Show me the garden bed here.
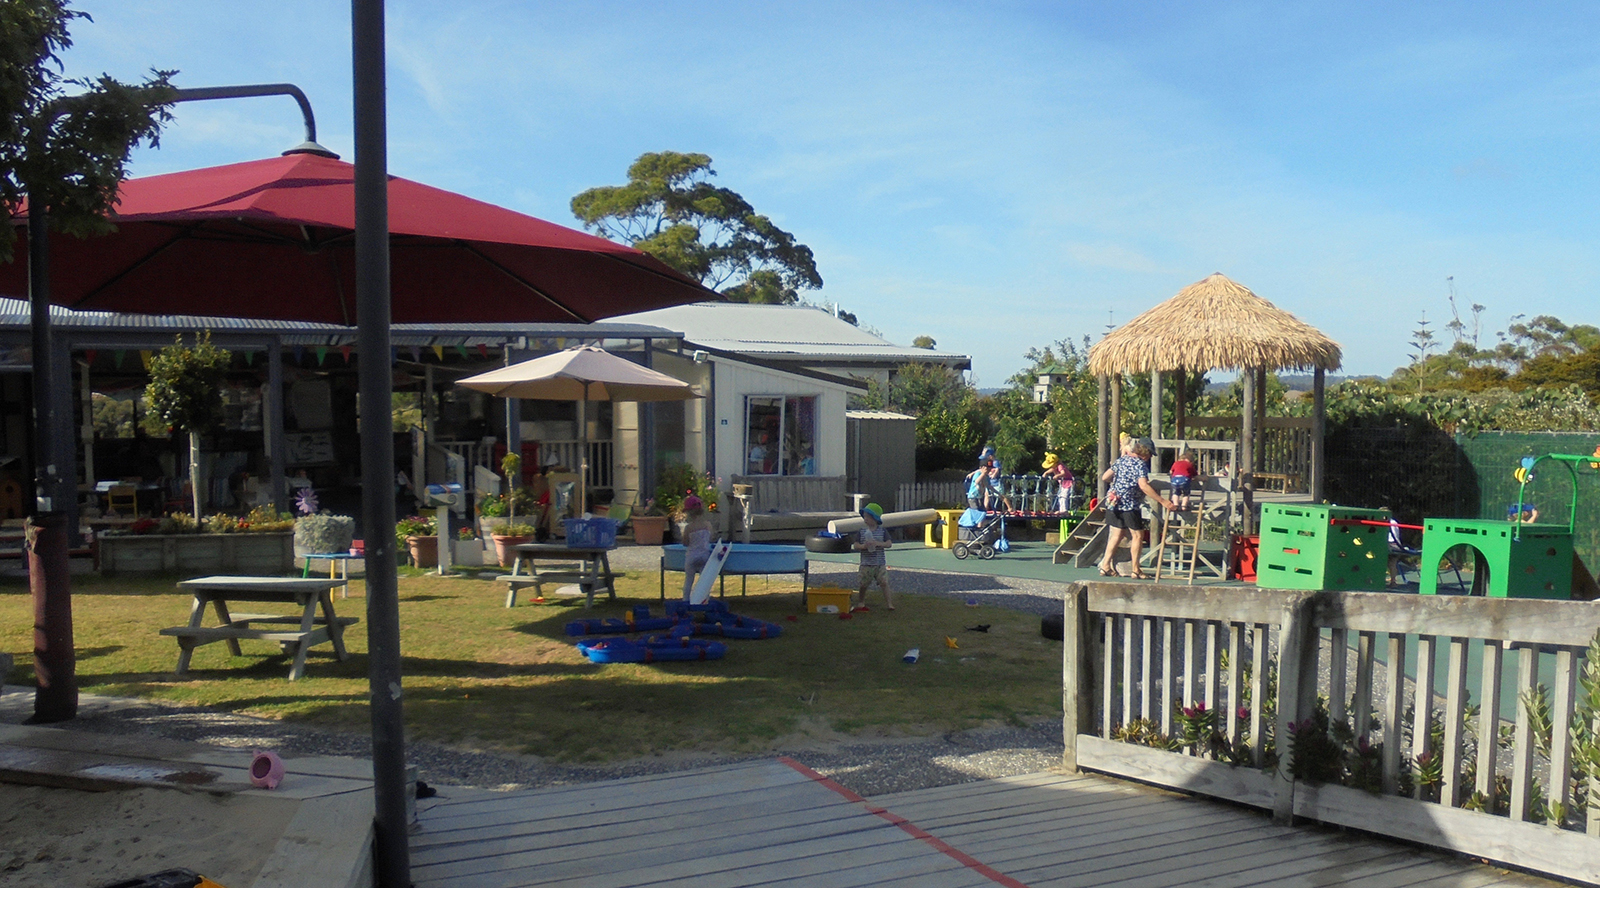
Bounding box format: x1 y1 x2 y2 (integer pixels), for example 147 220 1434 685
99 532 297 575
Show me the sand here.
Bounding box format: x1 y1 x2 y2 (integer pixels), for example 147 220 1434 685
0 783 298 888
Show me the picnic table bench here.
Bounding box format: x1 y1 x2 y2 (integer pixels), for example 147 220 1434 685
160 576 357 681
498 543 616 608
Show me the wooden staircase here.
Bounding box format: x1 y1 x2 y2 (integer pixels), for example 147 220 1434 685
1054 506 1107 567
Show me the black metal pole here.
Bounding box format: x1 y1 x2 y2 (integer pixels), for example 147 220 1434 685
25 197 75 724
353 0 411 886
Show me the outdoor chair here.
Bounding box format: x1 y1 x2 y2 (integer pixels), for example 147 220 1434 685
106 483 139 518
1388 519 1466 590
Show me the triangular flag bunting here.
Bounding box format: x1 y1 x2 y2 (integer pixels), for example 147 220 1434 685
477 343 488 358
456 345 471 360
83 349 96 366
315 347 328 366
292 346 304 365
243 350 254 365
340 346 352 364
432 345 445 361
139 350 153 370
409 346 421 363
113 350 125 369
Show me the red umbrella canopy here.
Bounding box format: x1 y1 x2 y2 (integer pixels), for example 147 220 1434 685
0 152 721 324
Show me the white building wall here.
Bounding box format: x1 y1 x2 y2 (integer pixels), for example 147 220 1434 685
710 358 852 489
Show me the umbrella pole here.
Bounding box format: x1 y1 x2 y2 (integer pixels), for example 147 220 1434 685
353 0 410 885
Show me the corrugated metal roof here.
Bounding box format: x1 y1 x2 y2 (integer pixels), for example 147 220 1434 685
0 297 678 345
599 302 970 366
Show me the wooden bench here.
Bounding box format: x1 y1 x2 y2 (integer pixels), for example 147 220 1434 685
160 576 356 680
497 544 617 608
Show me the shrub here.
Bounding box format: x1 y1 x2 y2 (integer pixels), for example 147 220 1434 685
395 515 436 539
490 522 537 537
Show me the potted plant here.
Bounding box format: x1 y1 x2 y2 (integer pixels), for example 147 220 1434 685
650 464 721 543
295 513 355 556
490 521 537 567
631 500 669 546
395 514 438 568
144 332 231 517
453 525 484 566
476 489 541 540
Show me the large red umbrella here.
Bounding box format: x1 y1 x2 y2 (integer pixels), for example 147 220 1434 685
0 151 720 324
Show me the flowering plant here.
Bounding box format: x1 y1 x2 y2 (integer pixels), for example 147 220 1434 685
654 463 720 517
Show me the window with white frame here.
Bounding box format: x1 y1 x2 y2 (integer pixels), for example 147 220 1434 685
744 395 818 476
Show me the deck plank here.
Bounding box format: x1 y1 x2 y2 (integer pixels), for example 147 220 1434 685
412 760 1560 888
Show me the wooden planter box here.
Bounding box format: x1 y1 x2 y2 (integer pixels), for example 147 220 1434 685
98 532 297 576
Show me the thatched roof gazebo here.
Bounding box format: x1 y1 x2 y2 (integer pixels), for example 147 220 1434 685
1088 273 1342 533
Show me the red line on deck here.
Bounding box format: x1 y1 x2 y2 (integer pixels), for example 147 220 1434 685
777 756 1027 888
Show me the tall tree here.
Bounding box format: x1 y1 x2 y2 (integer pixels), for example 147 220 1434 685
0 0 175 260
571 151 822 301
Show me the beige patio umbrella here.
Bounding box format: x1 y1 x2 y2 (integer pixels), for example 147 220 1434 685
1088 273 1341 531
457 345 702 515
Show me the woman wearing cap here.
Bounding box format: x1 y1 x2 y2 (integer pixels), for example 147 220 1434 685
851 502 895 611
1096 436 1177 579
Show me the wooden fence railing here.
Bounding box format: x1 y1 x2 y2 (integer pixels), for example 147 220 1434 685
1062 581 1600 884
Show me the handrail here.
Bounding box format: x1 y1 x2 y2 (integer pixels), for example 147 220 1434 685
1513 451 1600 541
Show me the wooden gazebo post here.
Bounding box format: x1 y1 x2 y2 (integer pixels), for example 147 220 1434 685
1312 367 1326 502
1240 367 1255 535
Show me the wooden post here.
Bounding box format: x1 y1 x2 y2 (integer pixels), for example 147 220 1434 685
1240 367 1255 535
1254 367 1268 474
1096 375 1108 500
1110 376 1123 446
1272 592 1317 824
1311 367 1326 503
1150 370 1162 442
1062 583 1092 773
1175 369 1187 440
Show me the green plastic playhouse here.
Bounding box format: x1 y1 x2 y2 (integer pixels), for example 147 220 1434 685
1419 451 1599 599
1256 503 1388 591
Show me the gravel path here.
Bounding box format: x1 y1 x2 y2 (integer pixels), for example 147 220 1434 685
0 545 1071 798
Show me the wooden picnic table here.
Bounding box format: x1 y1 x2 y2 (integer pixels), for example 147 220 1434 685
160 576 357 681
498 543 616 608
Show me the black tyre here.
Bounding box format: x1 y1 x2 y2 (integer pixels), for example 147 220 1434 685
1041 613 1064 641
805 534 853 553
952 544 970 560
980 544 996 560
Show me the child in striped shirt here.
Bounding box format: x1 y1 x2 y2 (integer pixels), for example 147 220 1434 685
851 503 895 611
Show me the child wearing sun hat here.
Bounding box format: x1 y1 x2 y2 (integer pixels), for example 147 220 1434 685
851 502 895 611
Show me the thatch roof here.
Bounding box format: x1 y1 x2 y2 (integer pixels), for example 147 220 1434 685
1088 273 1342 375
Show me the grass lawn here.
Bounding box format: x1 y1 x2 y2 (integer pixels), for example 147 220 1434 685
0 565 1063 763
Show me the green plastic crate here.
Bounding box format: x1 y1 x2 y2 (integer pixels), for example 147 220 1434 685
1256 503 1388 591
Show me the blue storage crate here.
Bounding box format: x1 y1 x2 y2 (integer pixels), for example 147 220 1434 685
565 517 619 549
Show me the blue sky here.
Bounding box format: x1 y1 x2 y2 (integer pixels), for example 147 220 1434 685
61 1 1600 387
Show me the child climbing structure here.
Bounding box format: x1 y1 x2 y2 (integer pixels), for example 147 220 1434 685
1418 450 1600 599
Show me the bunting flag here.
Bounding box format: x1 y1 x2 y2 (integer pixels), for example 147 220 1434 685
432 345 445 361
83 349 96 366
340 346 352 364
292 345 304 365
315 347 328 366
139 350 153 370
554 338 566 350
456 345 471 360
409 346 421 363
113 350 125 369
477 343 488 359
243 350 254 365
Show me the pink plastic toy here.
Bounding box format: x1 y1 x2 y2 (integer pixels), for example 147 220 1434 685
250 751 285 789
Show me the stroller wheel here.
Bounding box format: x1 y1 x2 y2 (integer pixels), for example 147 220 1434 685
980 544 997 560
952 544 970 560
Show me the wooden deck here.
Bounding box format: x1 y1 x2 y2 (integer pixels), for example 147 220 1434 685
410 759 1559 888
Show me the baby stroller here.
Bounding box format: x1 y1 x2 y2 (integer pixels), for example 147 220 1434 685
953 507 1006 560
